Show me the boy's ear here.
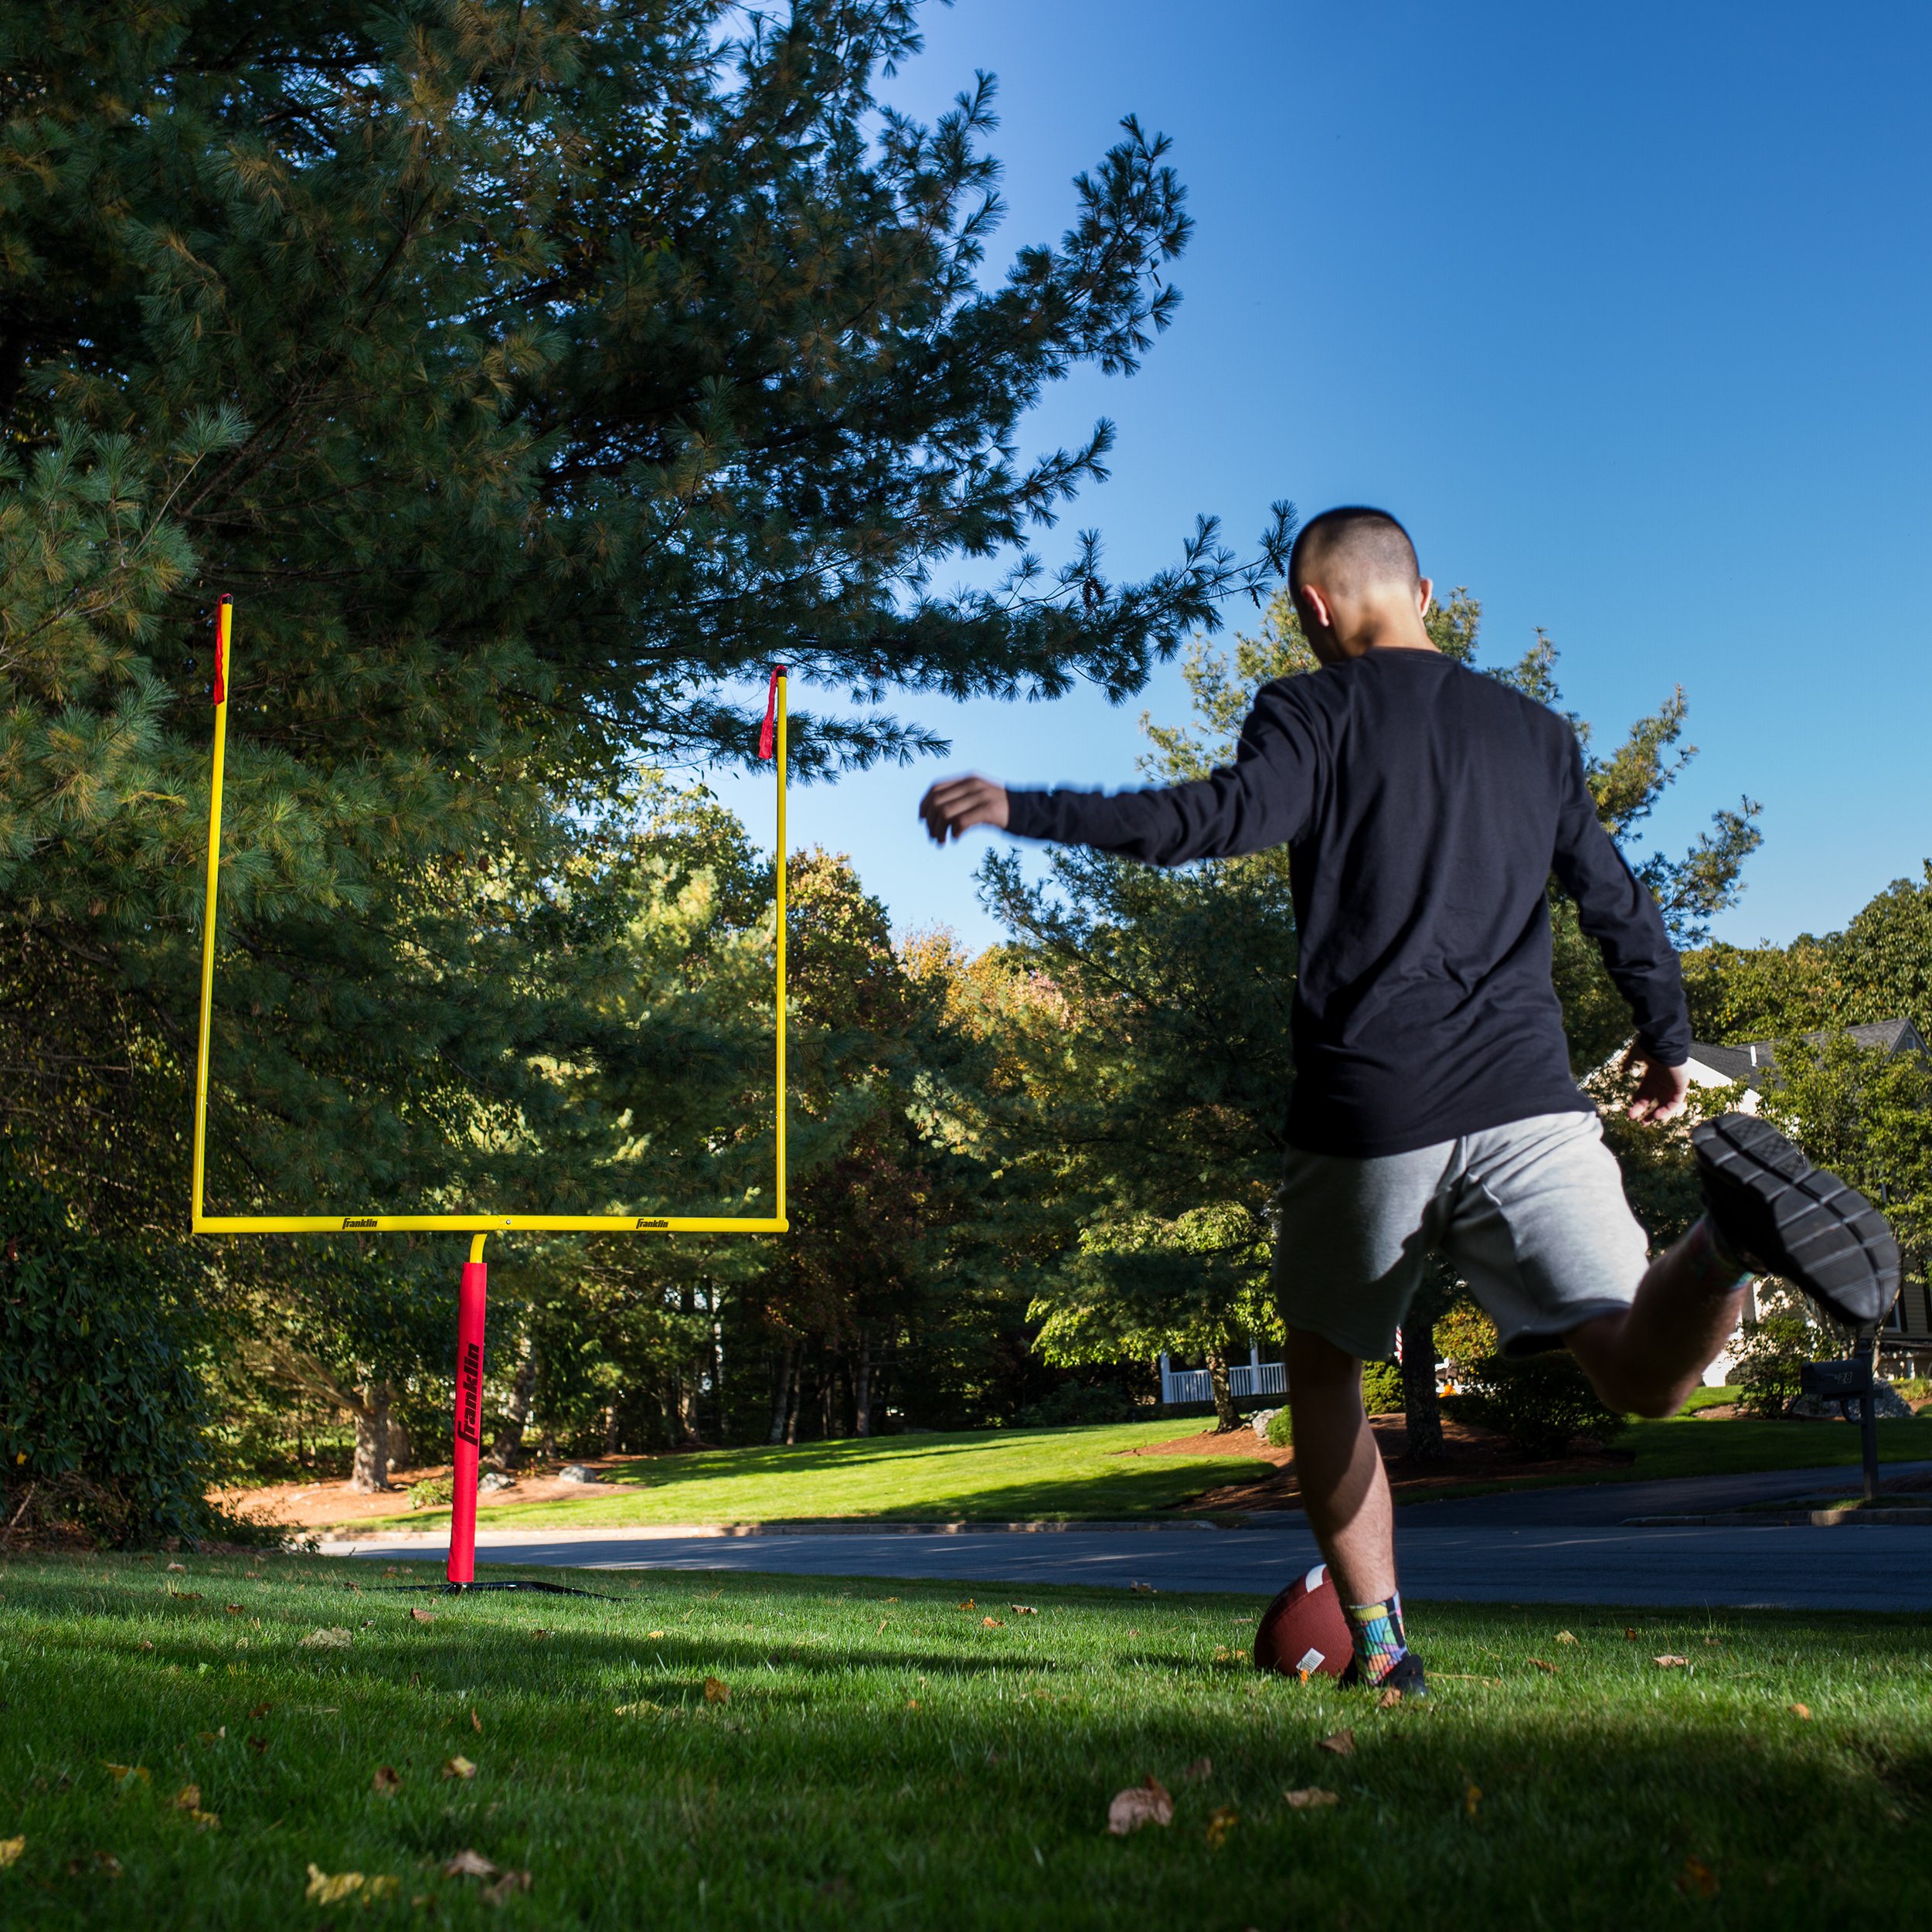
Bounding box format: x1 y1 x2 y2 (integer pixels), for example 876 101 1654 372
1417 576 1434 619
1298 582 1335 632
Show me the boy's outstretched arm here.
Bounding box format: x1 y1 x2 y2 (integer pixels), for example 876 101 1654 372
920 775 1010 845
916 685 1318 862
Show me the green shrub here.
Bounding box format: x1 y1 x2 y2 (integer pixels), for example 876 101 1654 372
1434 1299 1499 1379
1445 1352 1626 1458
1361 1360 1404 1414
1015 1383 1137 1428
1732 1315 1818 1418
1265 1405 1293 1448
409 1474 456 1510
0 1140 210 1545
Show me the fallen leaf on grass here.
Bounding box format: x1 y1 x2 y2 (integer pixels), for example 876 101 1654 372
1377 1687 1404 1709
981 1617 1005 1628
1676 1855 1719 1899
137 1640 153 1651
1011 1604 1037 1616
876 1619 889 1633
299 1628 352 1649
444 1756 477 1780
1204 1805 1238 1849
247 1736 268 1754
613 1701 662 1719
1555 1631 1577 1645
482 1870 532 1903
409 1608 436 1624
957 1598 975 1611
172 1784 201 1811
103 1763 149 1785
1624 1627 1638 1640
647 1630 665 1639
471 1708 483 1733
0 1838 22 1868
1790 1703 1812 1720
1283 1787 1338 1810
1182 1757 1213 1783
1128 1581 1158 1595
1653 1655 1691 1669
167 1563 185 1573
372 1766 403 1795
366 1876 399 1899
1529 1658 1557 1675
443 1849 498 1879
306 1865 365 1903
198 1728 226 1743
1318 1730 1355 1757
905 1699 919 1710
225 1604 243 1615
1463 1777 1481 1819
703 1676 730 1704
190 1810 220 1831
248 1704 272 1719
1106 1777 1173 1835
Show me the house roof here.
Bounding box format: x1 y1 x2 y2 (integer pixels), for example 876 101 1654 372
1685 1017 1925 1090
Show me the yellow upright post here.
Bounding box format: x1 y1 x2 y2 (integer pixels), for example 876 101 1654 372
774 668 787 1229
190 596 233 1232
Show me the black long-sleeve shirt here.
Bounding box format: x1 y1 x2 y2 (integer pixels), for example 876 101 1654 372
1003 648 1689 1158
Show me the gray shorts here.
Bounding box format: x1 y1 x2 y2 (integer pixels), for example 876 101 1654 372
1270 1110 1650 1361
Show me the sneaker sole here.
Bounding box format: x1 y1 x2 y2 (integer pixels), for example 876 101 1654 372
1692 1112 1899 1327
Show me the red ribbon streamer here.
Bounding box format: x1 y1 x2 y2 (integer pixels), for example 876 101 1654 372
758 663 785 760
213 595 230 706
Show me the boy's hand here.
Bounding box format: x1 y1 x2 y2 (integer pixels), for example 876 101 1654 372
1621 1046 1689 1124
919 775 1009 846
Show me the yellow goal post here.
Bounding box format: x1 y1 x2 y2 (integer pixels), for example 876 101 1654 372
189 597 791 1590
189 595 790 1240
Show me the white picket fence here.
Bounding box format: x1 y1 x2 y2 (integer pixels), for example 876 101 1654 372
1158 1352 1287 1406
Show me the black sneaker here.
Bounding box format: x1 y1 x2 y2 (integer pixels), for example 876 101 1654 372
1339 1651 1427 1699
1692 1111 1899 1328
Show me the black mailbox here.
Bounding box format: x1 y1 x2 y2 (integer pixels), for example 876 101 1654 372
1799 1357 1872 1401
1798 1355 1881 1501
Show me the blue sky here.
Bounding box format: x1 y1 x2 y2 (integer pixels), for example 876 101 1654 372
709 0 1932 954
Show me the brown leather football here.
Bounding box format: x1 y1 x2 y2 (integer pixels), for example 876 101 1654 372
1253 1561 1353 1678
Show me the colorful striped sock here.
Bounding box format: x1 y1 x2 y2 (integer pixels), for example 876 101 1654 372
1346 1594 1408 1684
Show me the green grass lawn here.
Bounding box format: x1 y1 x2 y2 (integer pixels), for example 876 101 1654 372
4 1551 1929 1927
369 1420 1273 1532
352 1413 1932 1536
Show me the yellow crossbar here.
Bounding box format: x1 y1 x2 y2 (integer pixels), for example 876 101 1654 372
190 600 789 1239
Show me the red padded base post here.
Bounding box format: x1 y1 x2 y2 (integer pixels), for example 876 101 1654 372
448 1255 488 1587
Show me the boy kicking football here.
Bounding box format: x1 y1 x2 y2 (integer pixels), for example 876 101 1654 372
918 506 1899 1698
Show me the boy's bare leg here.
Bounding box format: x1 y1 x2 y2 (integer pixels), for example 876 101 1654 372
1564 1220 1750 1419
1285 1327 1398 1604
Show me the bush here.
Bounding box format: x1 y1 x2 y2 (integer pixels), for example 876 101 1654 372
1445 1352 1627 1458
1014 1383 1138 1428
0 1141 211 1545
1732 1315 1818 1418
409 1474 456 1510
1361 1360 1404 1414
1434 1299 1499 1382
1264 1405 1293 1448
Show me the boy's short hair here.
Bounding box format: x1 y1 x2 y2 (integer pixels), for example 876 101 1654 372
1288 507 1420 600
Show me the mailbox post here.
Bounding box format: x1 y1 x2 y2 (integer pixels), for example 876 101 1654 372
1799 1355 1879 1502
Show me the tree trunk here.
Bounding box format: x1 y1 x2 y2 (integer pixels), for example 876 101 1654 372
784 1351 803 1444
604 1402 621 1455
768 1342 793 1445
1398 1311 1446 1462
853 1331 873 1438
489 1337 536 1471
348 1381 393 1493
1206 1347 1240 1433
386 1412 413 1474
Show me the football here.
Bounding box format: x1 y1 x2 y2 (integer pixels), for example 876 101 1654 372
1253 1561 1353 1679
